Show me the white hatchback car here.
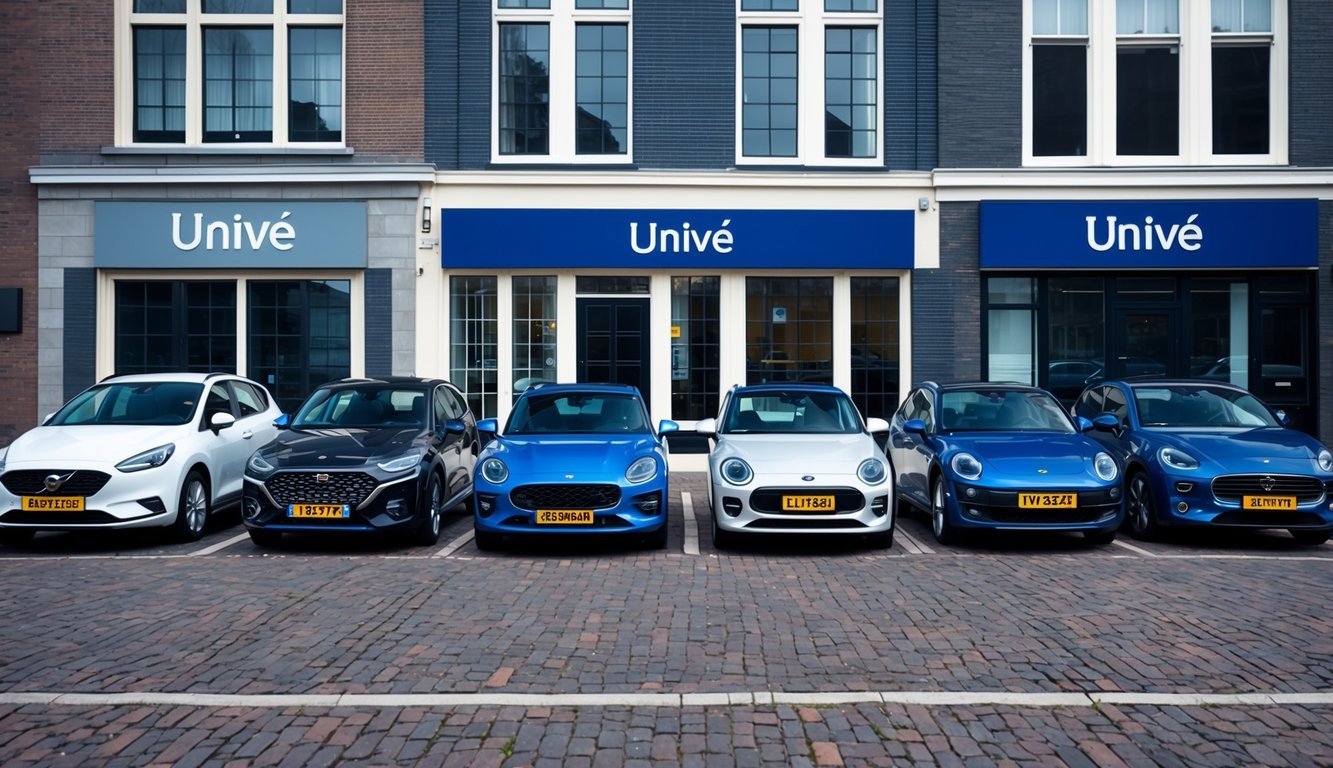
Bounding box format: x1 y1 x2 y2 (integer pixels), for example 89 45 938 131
0 373 281 544
695 383 895 549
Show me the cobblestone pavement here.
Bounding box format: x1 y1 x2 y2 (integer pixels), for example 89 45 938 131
0 472 1330 766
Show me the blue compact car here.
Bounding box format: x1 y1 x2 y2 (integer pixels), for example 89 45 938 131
472 383 677 550
1074 379 1333 545
887 382 1124 545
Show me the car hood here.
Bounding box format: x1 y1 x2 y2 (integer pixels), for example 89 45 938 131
1145 427 1329 472
487 435 661 481
261 427 425 468
4 425 184 466
718 434 879 473
942 433 1105 477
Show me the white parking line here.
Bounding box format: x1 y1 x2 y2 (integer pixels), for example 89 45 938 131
680 491 700 556
433 529 475 558
1111 539 1158 557
896 528 934 555
186 532 251 557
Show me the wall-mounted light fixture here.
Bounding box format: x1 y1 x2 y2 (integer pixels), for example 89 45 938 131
421 197 433 233
918 196 930 212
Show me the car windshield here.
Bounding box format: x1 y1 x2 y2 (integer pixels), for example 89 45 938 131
721 389 862 434
293 386 429 429
938 389 1075 433
506 392 649 434
1132 385 1278 428
49 381 204 426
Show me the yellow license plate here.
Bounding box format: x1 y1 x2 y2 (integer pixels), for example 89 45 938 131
288 504 350 519
1018 493 1077 509
536 509 594 525
781 495 835 512
1243 495 1296 510
21 496 85 512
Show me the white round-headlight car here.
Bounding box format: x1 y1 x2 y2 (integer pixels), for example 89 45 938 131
857 458 886 485
720 458 753 486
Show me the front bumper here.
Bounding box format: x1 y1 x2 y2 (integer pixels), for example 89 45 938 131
942 480 1123 533
710 475 894 536
0 466 177 530
473 480 668 537
1152 472 1333 531
242 469 425 535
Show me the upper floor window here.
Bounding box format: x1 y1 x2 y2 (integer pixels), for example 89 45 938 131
121 0 344 147
737 0 882 166
1024 0 1286 166
494 0 631 163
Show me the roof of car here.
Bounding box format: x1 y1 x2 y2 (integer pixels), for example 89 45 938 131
319 376 448 390
1109 378 1252 391
99 372 239 384
925 381 1047 393
518 382 643 397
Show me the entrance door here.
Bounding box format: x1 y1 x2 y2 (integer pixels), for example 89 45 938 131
577 298 651 403
1108 307 1176 380
1255 302 1312 430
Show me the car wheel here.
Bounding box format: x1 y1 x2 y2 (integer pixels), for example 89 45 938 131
412 472 444 547
171 470 210 542
248 528 283 548
1083 529 1117 546
0 529 35 546
930 476 958 546
1125 473 1159 541
1290 529 1330 546
473 525 502 552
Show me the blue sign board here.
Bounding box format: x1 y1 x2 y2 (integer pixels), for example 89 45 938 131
979 199 1317 269
94 202 368 269
439 209 916 269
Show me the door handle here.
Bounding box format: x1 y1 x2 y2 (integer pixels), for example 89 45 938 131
241 430 253 439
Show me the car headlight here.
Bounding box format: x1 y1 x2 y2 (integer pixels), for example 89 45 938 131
1093 452 1118 482
1317 449 1333 473
720 458 753 486
857 458 886 485
480 457 509 484
1158 446 1200 471
246 452 278 479
626 456 658 484
377 451 424 474
116 443 176 473
950 452 982 481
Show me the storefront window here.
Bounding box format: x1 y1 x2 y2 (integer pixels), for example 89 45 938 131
1188 280 1247 385
985 277 1036 386
115 280 237 375
670 276 720 421
248 279 350 411
513 276 557 399
1047 277 1105 401
745 277 832 386
850 276 899 420
451 276 498 419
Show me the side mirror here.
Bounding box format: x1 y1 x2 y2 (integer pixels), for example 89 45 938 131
210 412 236 432
904 418 927 435
1093 413 1120 432
477 418 499 435
657 419 679 436
694 417 717 436
1075 416 1094 433
41 412 54 426
273 413 291 429
865 417 890 434
441 418 466 435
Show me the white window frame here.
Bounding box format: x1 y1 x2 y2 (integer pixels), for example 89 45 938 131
1022 0 1287 166
735 1 884 167
491 1 634 165
114 0 346 149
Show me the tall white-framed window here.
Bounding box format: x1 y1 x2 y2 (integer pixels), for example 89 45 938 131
1023 0 1287 166
493 0 632 164
736 0 883 166
117 0 345 148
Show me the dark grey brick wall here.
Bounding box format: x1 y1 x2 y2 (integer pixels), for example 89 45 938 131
1290 0 1333 166
425 0 492 170
363 268 393 378
912 202 981 384
63 268 96 403
1319 201 1332 447
937 1 1020 168
886 0 938 171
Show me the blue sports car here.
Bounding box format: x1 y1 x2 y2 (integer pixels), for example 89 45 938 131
472 383 678 550
887 382 1124 545
1074 379 1333 545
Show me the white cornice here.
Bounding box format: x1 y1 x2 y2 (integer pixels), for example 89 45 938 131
432 169 935 189
29 164 437 186
933 167 1333 200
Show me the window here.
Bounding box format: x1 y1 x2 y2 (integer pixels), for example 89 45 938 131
123 0 344 146
248 279 351 412
450 276 498 419
1024 0 1286 165
115 280 237 374
738 0 882 165
494 0 631 163
670 276 721 421
849 276 899 421
512 276 557 399
745 277 833 385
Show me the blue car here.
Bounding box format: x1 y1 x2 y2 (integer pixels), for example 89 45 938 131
887 382 1124 545
472 383 678 550
1074 379 1333 545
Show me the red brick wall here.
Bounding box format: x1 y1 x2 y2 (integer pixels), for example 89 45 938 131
39 1 115 155
346 0 425 161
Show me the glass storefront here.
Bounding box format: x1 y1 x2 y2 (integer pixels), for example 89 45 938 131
745 277 833 386
670 276 720 421
512 275 557 397
850 276 901 421
449 275 498 419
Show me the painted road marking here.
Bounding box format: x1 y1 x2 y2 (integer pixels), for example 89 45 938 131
433 529 475 558
896 528 934 555
680 491 700 556
187 532 251 557
1112 539 1158 557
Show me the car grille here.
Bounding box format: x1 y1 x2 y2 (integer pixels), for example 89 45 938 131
748 487 866 514
952 486 1120 526
264 472 379 507
1211 475 1325 505
511 484 621 510
1 470 112 497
